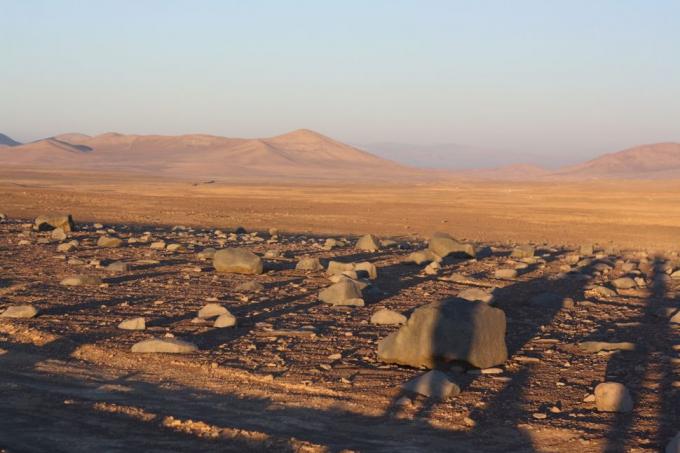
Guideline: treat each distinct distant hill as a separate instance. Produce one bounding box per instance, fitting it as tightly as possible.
[0,129,418,181]
[0,133,21,147]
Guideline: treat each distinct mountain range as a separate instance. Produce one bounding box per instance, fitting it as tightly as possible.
[1,130,679,181]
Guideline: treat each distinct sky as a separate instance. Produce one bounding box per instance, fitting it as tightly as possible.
[1,0,679,166]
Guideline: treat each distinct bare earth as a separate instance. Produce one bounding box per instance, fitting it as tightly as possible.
[1,170,680,452]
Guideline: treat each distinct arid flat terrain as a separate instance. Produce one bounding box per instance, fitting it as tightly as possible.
[1,170,680,452]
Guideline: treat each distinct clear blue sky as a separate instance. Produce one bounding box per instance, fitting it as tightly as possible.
[2,0,679,163]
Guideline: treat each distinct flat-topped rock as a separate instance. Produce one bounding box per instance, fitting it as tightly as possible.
[131,338,198,354]
[296,257,324,271]
[60,275,103,286]
[213,248,263,274]
[118,317,146,330]
[371,308,407,325]
[402,370,461,400]
[35,214,75,232]
[319,279,364,306]
[198,303,228,319]
[428,232,476,259]
[214,312,237,328]
[1,304,39,318]
[97,236,123,248]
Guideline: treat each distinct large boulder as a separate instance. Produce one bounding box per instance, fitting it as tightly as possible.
[428,232,476,259]
[594,382,633,412]
[326,260,355,276]
[34,214,75,232]
[319,279,364,306]
[131,338,197,354]
[511,245,534,259]
[377,298,507,369]
[356,234,381,252]
[213,248,263,274]
[0,304,39,319]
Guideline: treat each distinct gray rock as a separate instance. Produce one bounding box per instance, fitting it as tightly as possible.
[97,236,123,248]
[51,228,67,241]
[57,241,78,253]
[402,370,460,400]
[198,303,228,319]
[428,232,476,258]
[326,261,355,276]
[0,304,38,318]
[319,279,364,306]
[403,249,438,265]
[166,243,185,252]
[118,317,146,330]
[214,312,237,328]
[150,241,167,250]
[458,288,495,304]
[356,234,381,252]
[105,261,129,273]
[511,245,534,259]
[594,382,633,412]
[295,257,324,271]
[213,248,263,274]
[60,275,102,286]
[611,277,636,289]
[590,285,617,298]
[34,214,75,232]
[131,338,198,354]
[378,298,508,369]
[494,268,518,280]
[371,308,407,325]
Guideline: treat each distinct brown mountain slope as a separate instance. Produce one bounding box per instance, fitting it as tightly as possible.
[0,129,417,180]
[0,133,21,147]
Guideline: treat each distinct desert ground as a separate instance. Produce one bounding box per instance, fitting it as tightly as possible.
[1,170,680,452]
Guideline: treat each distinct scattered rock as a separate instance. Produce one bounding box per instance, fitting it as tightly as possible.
[118,317,146,330]
[57,241,78,253]
[428,232,476,259]
[198,303,228,319]
[213,248,263,274]
[327,261,355,276]
[403,249,438,265]
[150,241,166,250]
[197,247,216,259]
[356,234,381,252]
[51,228,67,241]
[594,382,633,412]
[458,288,495,304]
[611,277,636,289]
[166,243,185,252]
[402,370,460,400]
[214,312,237,328]
[371,309,407,325]
[511,245,534,259]
[105,261,129,273]
[377,298,507,369]
[590,285,617,298]
[319,279,364,306]
[60,275,103,286]
[131,338,198,354]
[97,236,123,248]
[296,257,324,271]
[354,261,378,279]
[234,280,264,293]
[494,269,518,280]
[0,304,39,318]
[579,341,636,353]
[34,214,75,232]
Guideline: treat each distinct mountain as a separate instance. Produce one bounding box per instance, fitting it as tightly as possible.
[0,133,21,147]
[0,129,416,181]
[556,143,680,179]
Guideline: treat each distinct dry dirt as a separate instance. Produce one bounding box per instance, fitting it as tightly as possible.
[1,170,680,452]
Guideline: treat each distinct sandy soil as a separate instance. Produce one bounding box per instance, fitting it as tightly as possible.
[1,170,680,452]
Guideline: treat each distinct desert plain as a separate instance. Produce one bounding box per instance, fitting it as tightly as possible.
[1,166,680,452]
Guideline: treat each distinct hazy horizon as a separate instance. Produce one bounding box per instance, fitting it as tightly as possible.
[2,1,679,166]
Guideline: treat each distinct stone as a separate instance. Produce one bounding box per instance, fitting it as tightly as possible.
[579,341,636,353]
[214,312,237,328]
[166,243,185,252]
[51,228,67,241]
[590,285,617,298]
[670,311,680,324]
[105,261,129,273]
[511,245,535,259]
[371,309,407,325]
[424,261,440,275]
[354,261,378,279]
[213,248,263,274]
[198,303,228,319]
[0,213,5,222]
[594,382,633,412]
[457,288,495,304]
[403,249,438,265]
[97,236,123,248]
[428,232,476,259]
[323,238,339,250]
[34,214,75,232]
[234,280,264,293]
[57,241,78,253]
[580,244,594,256]
[131,338,198,354]
[319,279,364,306]
[118,317,146,330]
[150,241,166,250]
[60,275,102,286]
[494,268,518,279]
[402,370,460,400]
[356,234,381,252]
[0,304,38,318]
[326,261,355,276]
[611,277,636,289]
[377,298,508,369]
[296,257,324,271]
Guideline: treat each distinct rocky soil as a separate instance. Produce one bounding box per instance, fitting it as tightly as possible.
[1,216,680,452]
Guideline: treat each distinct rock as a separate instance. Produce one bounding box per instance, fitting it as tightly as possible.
[371,309,407,325]
[494,268,518,279]
[594,382,633,412]
[319,279,364,306]
[424,261,440,275]
[323,238,339,250]
[0,213,5,222]
[60,275,102,286]
[97,236,123,248]
[458,288,495,304]
[402,370,460,400]
[234,280,264,293]
[150,241,166,250]
[354,261,378,279]
[214,312,237,328]
[166,243,185,252]
[428,232,476,258]
[213,248,263,274]
[51,228,67,241]
[403,249,438,265]
[511,245,534,259]
[377,298,508,369]
[670,311,680,324]
[296,257,324,271]
[327,261,355,275]
[356,234,381,252]
[34,214,75,232]
[131,338,198,354]
[198,303,228,319]
[580,244,594,256]
[105,261,129,273]
[611,277,636,289]
[0,304,39,318]
[118,317,146,330]
[56,241,78,253]
[579,341,636,353]
[666,432,680,453]
[590,285,617,297]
